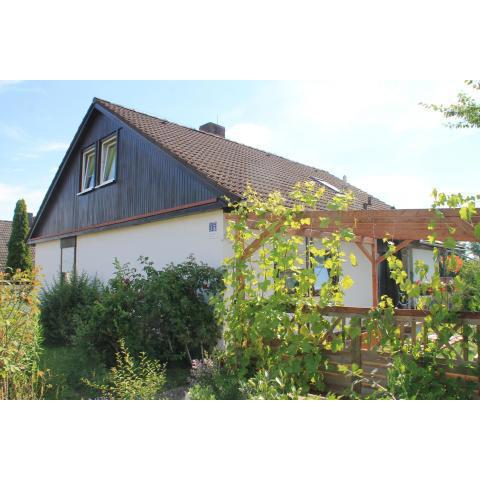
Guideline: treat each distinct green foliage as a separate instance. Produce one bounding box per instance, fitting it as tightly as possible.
[214,182,356,396]
[40,345,107,399]
[240,369,303,399]
[460,260,480,311]
[140,256,224,362]
[6,199,33,272]
[84,339,166,400]
[0,269,48,399]
[187,354,242,400]
[422,80,480,128]
[187,384,217,400]
[73,256,223,366]
[40,272,103,346]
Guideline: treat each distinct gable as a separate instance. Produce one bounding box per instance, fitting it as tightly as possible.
[30,106,228,241]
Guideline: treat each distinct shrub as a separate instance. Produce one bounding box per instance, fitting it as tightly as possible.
[187,354,242,400]
[240,370,303,400]
[141,256,224,362]
[84,339,166,400]
[40,272,103,346]
[73,262,144,365]
[74,257,223,366]
[460,259,480,311]
[386,350,477,400]
[188,384,216,400]
[0,270,48,399]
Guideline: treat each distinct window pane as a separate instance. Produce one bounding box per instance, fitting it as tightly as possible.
[103,142,116,181]
[61,246,75,273]
[314,257,329,290]
[82,150,95,190]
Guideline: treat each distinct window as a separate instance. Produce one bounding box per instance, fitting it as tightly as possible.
[313,256,330,292]
[60,237,76,280]
[309,176,344,195]
[100,135,117,184]
[81,147,96,192]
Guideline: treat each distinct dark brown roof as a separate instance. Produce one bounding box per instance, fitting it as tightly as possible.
[0,220,12,271]
[96,98,391,210]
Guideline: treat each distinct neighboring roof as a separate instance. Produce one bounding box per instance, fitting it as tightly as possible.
[0,220,12,271]
[96,98,391,210]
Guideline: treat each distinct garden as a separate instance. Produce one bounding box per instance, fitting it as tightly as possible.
[1,182,479,400]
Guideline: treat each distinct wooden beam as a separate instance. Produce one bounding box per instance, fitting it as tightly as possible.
[375,239,413,266]
[240,221,283,261]
[372,240,378,306]
[355,241,373,264]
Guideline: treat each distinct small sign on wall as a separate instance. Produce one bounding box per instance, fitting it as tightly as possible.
[208,221,217,239]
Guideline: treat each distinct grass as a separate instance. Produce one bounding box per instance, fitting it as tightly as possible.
[40,345,107,399]
[40,345,191,399]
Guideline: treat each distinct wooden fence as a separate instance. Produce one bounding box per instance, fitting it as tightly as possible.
[318,307,480,397]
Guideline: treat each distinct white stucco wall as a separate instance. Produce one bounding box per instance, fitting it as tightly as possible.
[342,242,373,308]
[35,239,61,287]
[34,211,374,307]
[411,247,435,282]
[75,209,228,282]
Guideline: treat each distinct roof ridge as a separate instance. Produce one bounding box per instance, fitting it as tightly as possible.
[94,97,324,173]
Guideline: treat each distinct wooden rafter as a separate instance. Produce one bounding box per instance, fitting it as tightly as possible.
[375,239,414,266]
[226,208,480,242]
[225,207,479,308]
[355,240,373,264]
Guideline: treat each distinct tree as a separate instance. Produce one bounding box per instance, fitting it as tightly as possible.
[423,80,480,258]
[6,199,33,272]
[422,80,480,128]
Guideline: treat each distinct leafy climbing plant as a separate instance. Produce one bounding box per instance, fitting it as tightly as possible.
[214,182,357,395]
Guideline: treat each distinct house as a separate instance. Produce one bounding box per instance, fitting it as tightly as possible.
[0,220,13,272]
[28,98,436,307]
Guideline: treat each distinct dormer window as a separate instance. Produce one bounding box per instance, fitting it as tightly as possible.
[81,146,96,192]
[309,176,344,195]
[100,135,117,185]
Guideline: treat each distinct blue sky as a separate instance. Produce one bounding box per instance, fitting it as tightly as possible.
[0,80,479,219]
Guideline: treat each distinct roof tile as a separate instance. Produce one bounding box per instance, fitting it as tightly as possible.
[97,98,391,211]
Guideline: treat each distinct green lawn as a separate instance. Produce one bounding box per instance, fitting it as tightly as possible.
[40,345,190,400]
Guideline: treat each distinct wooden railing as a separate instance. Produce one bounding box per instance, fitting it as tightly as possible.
[317,307,480,396]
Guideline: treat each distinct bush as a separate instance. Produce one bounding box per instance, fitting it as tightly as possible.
[84,339,166,400]
[187,354,242,400]
[386,350,477,400]
[40,272,103,346]
[74,256,223,366]
[240,370,303,400]
[460,259,480,311]
[0,270,48,399]
[188,384,216,400]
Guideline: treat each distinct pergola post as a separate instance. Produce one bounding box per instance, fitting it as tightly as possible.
[371,240,378,306]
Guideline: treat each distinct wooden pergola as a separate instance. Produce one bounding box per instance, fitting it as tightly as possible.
[227,208,480,306]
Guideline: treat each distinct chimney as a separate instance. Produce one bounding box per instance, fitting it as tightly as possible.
[27,212,34,227]
[199,122,225,138]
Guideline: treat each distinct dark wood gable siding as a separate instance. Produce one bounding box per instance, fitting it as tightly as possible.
[33,109,223,239]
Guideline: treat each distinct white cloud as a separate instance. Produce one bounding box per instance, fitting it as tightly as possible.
[36,141,69,152]
[0,80,24,91]
[228,122,272,150]
[0,183,45,219]
[282,80,468,135]
[350,174,435,209]
[0,123,27,142]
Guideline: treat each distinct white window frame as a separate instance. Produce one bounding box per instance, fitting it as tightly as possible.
[99,134,117,186]
[80,146,96,193]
